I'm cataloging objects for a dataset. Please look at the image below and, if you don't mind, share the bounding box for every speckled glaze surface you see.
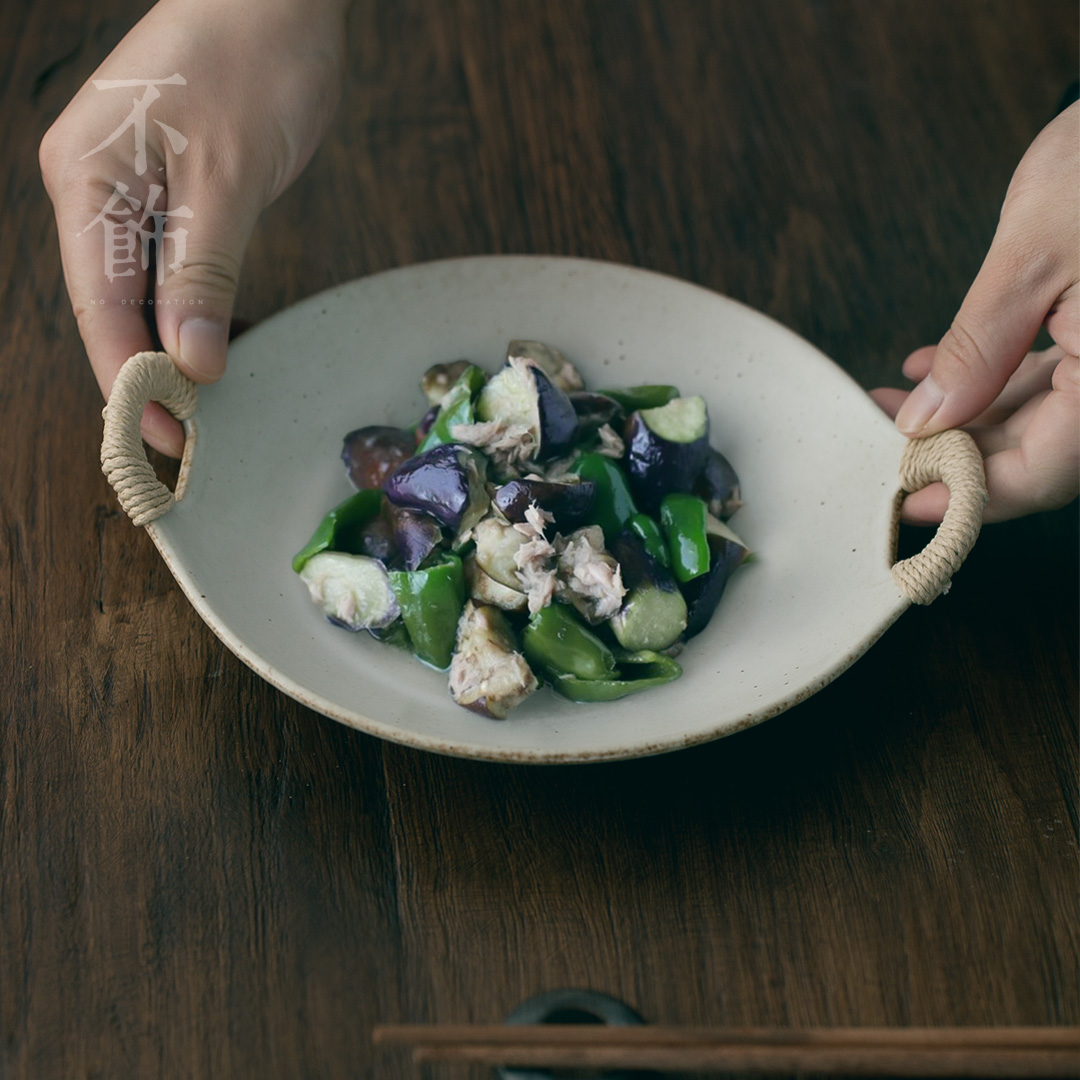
[146,256,912,763]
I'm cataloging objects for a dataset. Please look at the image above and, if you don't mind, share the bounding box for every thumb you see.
[894,238,1059,438]
[896,110,1078,439]
[151,186,258,385]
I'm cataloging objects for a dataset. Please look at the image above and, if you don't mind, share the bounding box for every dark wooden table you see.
[3,2,1077,1078]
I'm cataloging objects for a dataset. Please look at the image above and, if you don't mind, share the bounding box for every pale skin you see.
[39,0,350,457]
[41,8,1079,523]
[871,101,1079,525]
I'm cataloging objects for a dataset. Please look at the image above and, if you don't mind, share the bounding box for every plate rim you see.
[146,254,912,763]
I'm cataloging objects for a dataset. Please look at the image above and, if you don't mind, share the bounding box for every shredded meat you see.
[554,526,626,623]
[450,419,536,477]
[596,423,625,458]
[512,504,557,614]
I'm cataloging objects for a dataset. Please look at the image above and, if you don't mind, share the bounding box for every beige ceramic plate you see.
[119,256,977,763]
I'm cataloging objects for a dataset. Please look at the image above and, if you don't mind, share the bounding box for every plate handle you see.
[100,350,198,526]
[891,429,988,605]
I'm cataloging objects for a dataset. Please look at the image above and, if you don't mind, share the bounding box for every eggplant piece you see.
[569,391,623,428]
[569,391,626,451]
[624,396,710,514]
[694,447,744,520]
[507,339,584,393]
[448,601,539,718]
[341,425,416,491]
[464,553,528,613]
[472,515,531,590]
[608,530,687,652]
[298,551,400,631]
[384,443,489,537]
[414,404,440,444]
[420,359,473,406]
[355,501,399,564]
[681,517,750,640]
[388,505,443,571]
[493,477,596,533]
[475,356,580,462]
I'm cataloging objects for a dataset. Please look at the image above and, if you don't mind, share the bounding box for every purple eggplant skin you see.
[355,504,399,564]
[695,447,743,520]
[568,391,624,437]
[493,478,596,531]
[624,410,710,515]
[681,535,749,640]
[389,505,443,571]
[342,425,416,491]
[414,404,440,444]
[610,529,680,594]
[532,366,580,460]
[384,443,489,534]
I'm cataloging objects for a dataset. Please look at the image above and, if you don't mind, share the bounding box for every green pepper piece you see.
[545,649,682,702]
[660,493,711,583]
[388,554,465,670]
[570,453,638,545]
[292,488,383,573]
[596,385,680,412]
[522,603,618,682]
[416,364,487,453]
[627,512,671,568]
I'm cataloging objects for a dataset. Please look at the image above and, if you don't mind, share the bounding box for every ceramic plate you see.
[145,256,914,762]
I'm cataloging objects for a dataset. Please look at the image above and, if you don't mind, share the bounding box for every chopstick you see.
[372,1024,1080,1077]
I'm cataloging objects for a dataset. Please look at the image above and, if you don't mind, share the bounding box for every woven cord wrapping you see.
[100,351,198,527]
[891,429,988,605]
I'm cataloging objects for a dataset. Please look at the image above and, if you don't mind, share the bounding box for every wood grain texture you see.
[2,1,1077,1079]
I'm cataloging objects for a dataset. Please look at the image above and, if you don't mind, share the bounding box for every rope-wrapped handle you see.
[101,351,198,526]
[891,429,988,605]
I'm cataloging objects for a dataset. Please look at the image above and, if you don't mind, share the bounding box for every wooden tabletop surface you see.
[3,2,1077,1078]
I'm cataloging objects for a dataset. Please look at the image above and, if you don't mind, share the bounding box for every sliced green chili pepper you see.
[596,385,680,412]
[545,649,682,702]
[388,553,465,670]
[570,453,638,545]
[627,512,671,568]
[660,493,711,583]
[522,603,617,682]
[416,364,487,453]
[292,488,383,573]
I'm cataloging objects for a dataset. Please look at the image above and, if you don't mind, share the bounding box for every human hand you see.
[871,101,1079,525]
[40,0,349,457]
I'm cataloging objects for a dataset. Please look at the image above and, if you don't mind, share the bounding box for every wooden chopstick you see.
[373,1024,1080,1077]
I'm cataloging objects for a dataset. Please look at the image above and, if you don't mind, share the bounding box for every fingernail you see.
[895,374,945,436]
[178,317,228,381]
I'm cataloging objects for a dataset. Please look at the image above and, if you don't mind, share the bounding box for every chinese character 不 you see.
[79,75,189,176]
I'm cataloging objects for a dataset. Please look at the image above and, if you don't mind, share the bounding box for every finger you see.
[901,345,935,382]
[40,153,186,457]
[149,161,261,386]
[979,355,1080,521]
[895,228,1074,440]
[868,387,907,418]
[897,483,950,527]
[972,345,1062,425]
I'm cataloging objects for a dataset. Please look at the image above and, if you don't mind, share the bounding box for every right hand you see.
[871,102,1079,524]
[40,0,350,456]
